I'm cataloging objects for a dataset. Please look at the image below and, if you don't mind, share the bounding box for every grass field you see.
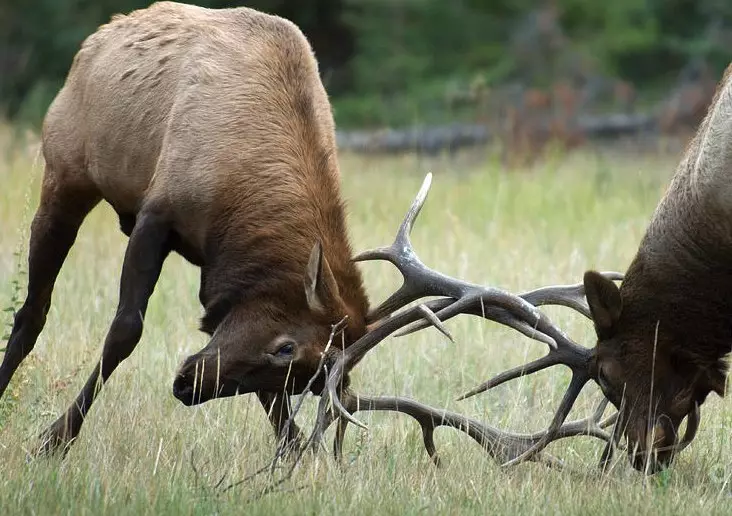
[2,127,732,515]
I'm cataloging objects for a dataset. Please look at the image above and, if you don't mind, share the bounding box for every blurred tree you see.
[0,0,352,123]
[0,0,730,127]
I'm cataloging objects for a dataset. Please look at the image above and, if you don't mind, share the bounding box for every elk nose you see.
[631,452,668,474]
[172,374,195,406]
[631,452,650,472]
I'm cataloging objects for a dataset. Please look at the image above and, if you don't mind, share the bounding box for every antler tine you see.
[414,303,454,342]
[393,296,558,349]
[354,172,431,265]
[354,173,547,331]
[522,272,624,319]
[327,392,616,468]
[553,397,617,442]
[457,311,592,401]
[456,355,561,400]
[501,370,592,466]
[355,173,434,322]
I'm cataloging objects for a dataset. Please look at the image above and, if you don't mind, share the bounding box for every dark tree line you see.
[1,0,731,127]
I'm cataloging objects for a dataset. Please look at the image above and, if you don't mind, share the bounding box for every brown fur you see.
[0,2,369,455]
[584,63,732,472]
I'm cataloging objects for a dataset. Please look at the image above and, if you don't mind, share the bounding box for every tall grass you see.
[1,128,731,515]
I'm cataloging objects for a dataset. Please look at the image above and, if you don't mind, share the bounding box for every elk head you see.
[584,270,722,473]
[172,242,364,405]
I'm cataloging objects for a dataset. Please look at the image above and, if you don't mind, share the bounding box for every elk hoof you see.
[35,418,75,458]
[277,432,304,459]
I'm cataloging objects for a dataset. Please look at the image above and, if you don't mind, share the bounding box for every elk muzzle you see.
[627,421,676,473]
[172,353,241,406]
[625,403,700,474]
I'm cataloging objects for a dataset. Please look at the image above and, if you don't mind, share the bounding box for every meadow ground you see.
[1,127,732,515]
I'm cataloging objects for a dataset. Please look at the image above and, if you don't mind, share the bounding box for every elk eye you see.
[275,341,295,357]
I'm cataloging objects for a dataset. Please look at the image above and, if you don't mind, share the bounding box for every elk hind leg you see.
[0,166,100,399]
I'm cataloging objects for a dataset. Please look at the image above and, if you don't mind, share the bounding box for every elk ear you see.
[304,241,341,314]
[200,293,234,335]
[584,270,622,339]
[703,368,727,398]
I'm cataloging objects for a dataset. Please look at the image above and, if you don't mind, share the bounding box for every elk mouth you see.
[629,447,674,474]
[172,364,337,405]
[626,402,701,474]
[172,373,242,406]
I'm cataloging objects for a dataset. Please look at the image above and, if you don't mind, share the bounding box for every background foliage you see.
[1,0,731,127]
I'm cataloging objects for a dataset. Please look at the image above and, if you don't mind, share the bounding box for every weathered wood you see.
[335,112,658,155]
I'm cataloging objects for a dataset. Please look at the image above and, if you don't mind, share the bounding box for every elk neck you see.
[618,70,732,369]
[196,157,370,341]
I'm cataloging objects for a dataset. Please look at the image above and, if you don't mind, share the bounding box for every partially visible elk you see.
[429,64,732,475]
[580,63,732,472]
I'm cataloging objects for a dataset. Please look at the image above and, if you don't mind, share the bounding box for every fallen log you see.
[335,112,659,155]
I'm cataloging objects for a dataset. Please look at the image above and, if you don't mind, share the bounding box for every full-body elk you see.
[0,1,623,462]
[0,1,376,455]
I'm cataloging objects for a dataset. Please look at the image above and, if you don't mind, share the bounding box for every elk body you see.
[0,2,370,454]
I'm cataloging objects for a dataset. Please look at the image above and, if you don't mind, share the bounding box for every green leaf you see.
[654,468,673,491]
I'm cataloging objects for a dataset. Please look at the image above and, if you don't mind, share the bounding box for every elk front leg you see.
[38,210,170,456]
[257,392,302,453]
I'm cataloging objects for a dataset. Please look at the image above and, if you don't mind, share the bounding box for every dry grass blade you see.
[271,316,350,466]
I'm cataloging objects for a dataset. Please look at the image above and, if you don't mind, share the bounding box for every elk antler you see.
[299,173,623,467]
[332,393,616,468]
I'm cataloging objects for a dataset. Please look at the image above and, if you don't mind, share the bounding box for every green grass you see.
[2,127,732,515]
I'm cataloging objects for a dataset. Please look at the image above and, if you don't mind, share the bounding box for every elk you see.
[580,64,732,472]
[0,1,378,455]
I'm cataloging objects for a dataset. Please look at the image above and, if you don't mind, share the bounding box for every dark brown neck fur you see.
[198,159,370,340]
[195,50,370,340]
[619,197,732,373]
